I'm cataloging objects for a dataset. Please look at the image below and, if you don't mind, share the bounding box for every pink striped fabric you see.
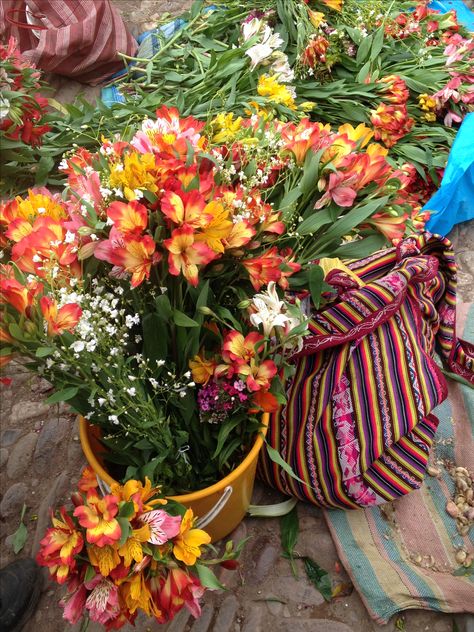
[0,0,137,85]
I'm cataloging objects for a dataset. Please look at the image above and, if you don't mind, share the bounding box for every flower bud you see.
[70,492,83,507]
[317,177,326,191]
[198,306,213,315]
[220,559,239,570]
[24,321,37,335]
[237,299,251,309]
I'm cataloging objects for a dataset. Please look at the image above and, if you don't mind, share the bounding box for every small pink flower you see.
[84,575,120,625]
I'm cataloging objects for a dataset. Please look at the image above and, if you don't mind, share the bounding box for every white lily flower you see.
[241,18,264,42]
[246,43,274,69]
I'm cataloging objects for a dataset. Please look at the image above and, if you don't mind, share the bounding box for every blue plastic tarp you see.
[424,113,474,236]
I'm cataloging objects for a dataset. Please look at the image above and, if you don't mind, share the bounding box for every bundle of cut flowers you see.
[3,0,473,206]
[36,466,240,629]
[1,106,423,493]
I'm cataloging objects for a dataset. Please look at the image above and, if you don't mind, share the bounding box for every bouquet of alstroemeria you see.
[1,106,416,493]
[36,467,240,629]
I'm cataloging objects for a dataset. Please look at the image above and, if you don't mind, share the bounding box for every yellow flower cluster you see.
[210,112,243,143]
[418,94,437,122]
[257,74,297,110]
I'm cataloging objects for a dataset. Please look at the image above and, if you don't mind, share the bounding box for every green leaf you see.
[35,346,55,358]
[12,504,28,554]
[142,313,168,362]
[356,61,371,83]
[35,156,55,186]
[300,149,324,198]
[303,557,332,602]
[370,27,384,61]
[317,196,389,248]
[117,517,131,548]
[356,34,373,64]
[308,265,324,309]
[195,563,226,590]
[264,442,309,487]
[173,310,200,328]
[332,234,387,259]
[118,500,135,519]
[212,415,243,459]
[8,323,29,342]
[45,386,79,404]
[296,209,332,236]
[280,504,299,572]
[84,564,96,583]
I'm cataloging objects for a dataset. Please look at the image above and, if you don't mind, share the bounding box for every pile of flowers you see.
[0,105,416,492]
[36,467,240,629]
[0,37,50,147]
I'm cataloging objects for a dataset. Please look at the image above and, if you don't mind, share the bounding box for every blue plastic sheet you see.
[428,1,474,30]
[424,113,474,236]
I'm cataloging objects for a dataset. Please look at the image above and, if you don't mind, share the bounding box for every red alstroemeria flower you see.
[152,567,205,623]
[40,296,82,337]
[281,119,331,164]
[73,490,122,547]
[36,507,84,584]
[251,390,279,412]
[239,359,278,392]
[163,225,217,287]
[106,200,148,235]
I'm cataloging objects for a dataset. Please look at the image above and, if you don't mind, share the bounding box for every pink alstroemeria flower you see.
[139,509,182,545]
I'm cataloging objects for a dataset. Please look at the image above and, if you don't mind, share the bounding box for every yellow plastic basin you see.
[79,413,268,542]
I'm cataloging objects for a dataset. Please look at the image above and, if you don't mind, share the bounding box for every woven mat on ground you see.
[324,302,474,624]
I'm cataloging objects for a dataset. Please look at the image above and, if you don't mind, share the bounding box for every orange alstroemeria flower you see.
[36,507,84,584]
[251,390,279,412]
[242,247,283,290]
[367,211,408,243]
[77,465,100,492]
[0,276,42,317]
[224,220,255,250]
[40,296,82,337]
[189,354,216,385]
[239,359,278,392]
[222,331,264,366]
[173,508,211,566]
[4,218,34,243]
[119,572,158,617]
[281,119,330,165]
[110,476,166,517]
[73,489,122,548]
[106,200,148,235]
[161,189,208,229]
[164,226,217,287]
[109,234,161,288]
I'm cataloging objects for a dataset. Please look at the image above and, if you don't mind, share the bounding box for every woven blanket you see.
[324,302,473,624]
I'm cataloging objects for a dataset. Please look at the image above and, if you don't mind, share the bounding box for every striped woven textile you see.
[0,0,137,85]
[324,303,474,623]
[258,233,474,509]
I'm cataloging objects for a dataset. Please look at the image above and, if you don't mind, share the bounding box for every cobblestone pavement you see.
[1,2,474,631]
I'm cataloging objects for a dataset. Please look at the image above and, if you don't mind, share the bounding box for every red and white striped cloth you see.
[0,0,137,85]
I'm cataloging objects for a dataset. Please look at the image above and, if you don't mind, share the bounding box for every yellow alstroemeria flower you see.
[211,112,243,144]
[338,122,374,148]
[257,75,297,110]
[118,524,151,567]
[173,509,211,566]
[195,201,233,253]
[87,544,121,577]
[321,0,343,12]
[110,476,166,517]
[108,152,159,201]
